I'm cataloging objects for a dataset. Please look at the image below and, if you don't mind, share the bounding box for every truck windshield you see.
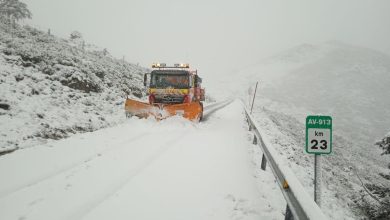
[150,74,189,89]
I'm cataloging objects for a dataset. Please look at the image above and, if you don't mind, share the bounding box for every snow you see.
[194,41,390,219]
[247,42,390,146]
[2,18,389,219]
[0,20,148,153]
[0,101,286,220]
[245,106,327,220]
[248,108,356,219]
[208,41,390,219]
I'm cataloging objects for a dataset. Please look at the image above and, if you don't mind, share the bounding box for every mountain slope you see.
[238,42,390,219]
[0,21,147,153]
[242,42,390,146]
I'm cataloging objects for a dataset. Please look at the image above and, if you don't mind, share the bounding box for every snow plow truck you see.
[125,63,205,121]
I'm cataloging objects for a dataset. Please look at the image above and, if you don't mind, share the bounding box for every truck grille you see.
[155,95,184,104]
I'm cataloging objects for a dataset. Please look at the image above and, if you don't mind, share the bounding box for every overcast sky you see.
[24,0,390,77]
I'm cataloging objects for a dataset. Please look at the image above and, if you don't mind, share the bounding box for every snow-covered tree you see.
[70,31,82,40]
[0,0,32,25]
[102,48,108,56]
[376,132,390,155]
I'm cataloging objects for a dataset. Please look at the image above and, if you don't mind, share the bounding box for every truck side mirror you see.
[194,76,202,86]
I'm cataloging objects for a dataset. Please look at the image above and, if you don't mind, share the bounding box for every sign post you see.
[305,115,332,206]
[314,154,322,206]
[250,82,258,114]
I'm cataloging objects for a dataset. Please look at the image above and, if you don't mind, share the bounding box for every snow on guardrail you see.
[243,103,328,220]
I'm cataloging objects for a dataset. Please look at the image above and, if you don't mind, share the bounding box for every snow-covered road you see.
[0,100,284,220]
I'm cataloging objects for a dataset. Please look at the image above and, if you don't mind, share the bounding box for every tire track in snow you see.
[0,132,150,199]
[0,128,190,220]
[202,99,233,121]
[66,132,190,220]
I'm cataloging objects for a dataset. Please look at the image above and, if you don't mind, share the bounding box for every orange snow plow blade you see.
[125,99,203,121]
[163,102,203,121]
[124,99,159,119]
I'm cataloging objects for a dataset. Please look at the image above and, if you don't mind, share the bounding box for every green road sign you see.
[305,115,332,155]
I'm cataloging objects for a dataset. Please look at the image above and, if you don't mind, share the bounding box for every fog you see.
[24,0,390,78]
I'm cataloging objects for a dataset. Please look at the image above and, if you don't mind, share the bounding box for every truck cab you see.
[125,63,205,121]
[144,63,205,105]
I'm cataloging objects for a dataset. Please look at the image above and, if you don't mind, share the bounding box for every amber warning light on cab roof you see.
[152,63,190,69]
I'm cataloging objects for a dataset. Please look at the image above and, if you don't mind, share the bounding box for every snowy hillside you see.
[237,42,390,219]
[2,17,389,219]
[0,21,148,153]
[244,42,390,146]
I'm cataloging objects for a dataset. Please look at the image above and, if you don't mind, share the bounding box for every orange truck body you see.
[125,63,205,121]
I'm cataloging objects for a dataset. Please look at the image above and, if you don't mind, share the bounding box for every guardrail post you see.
[261,154,267,170]
[285,205,294,220]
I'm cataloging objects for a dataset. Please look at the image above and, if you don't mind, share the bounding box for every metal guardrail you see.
[244,105,328,220]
